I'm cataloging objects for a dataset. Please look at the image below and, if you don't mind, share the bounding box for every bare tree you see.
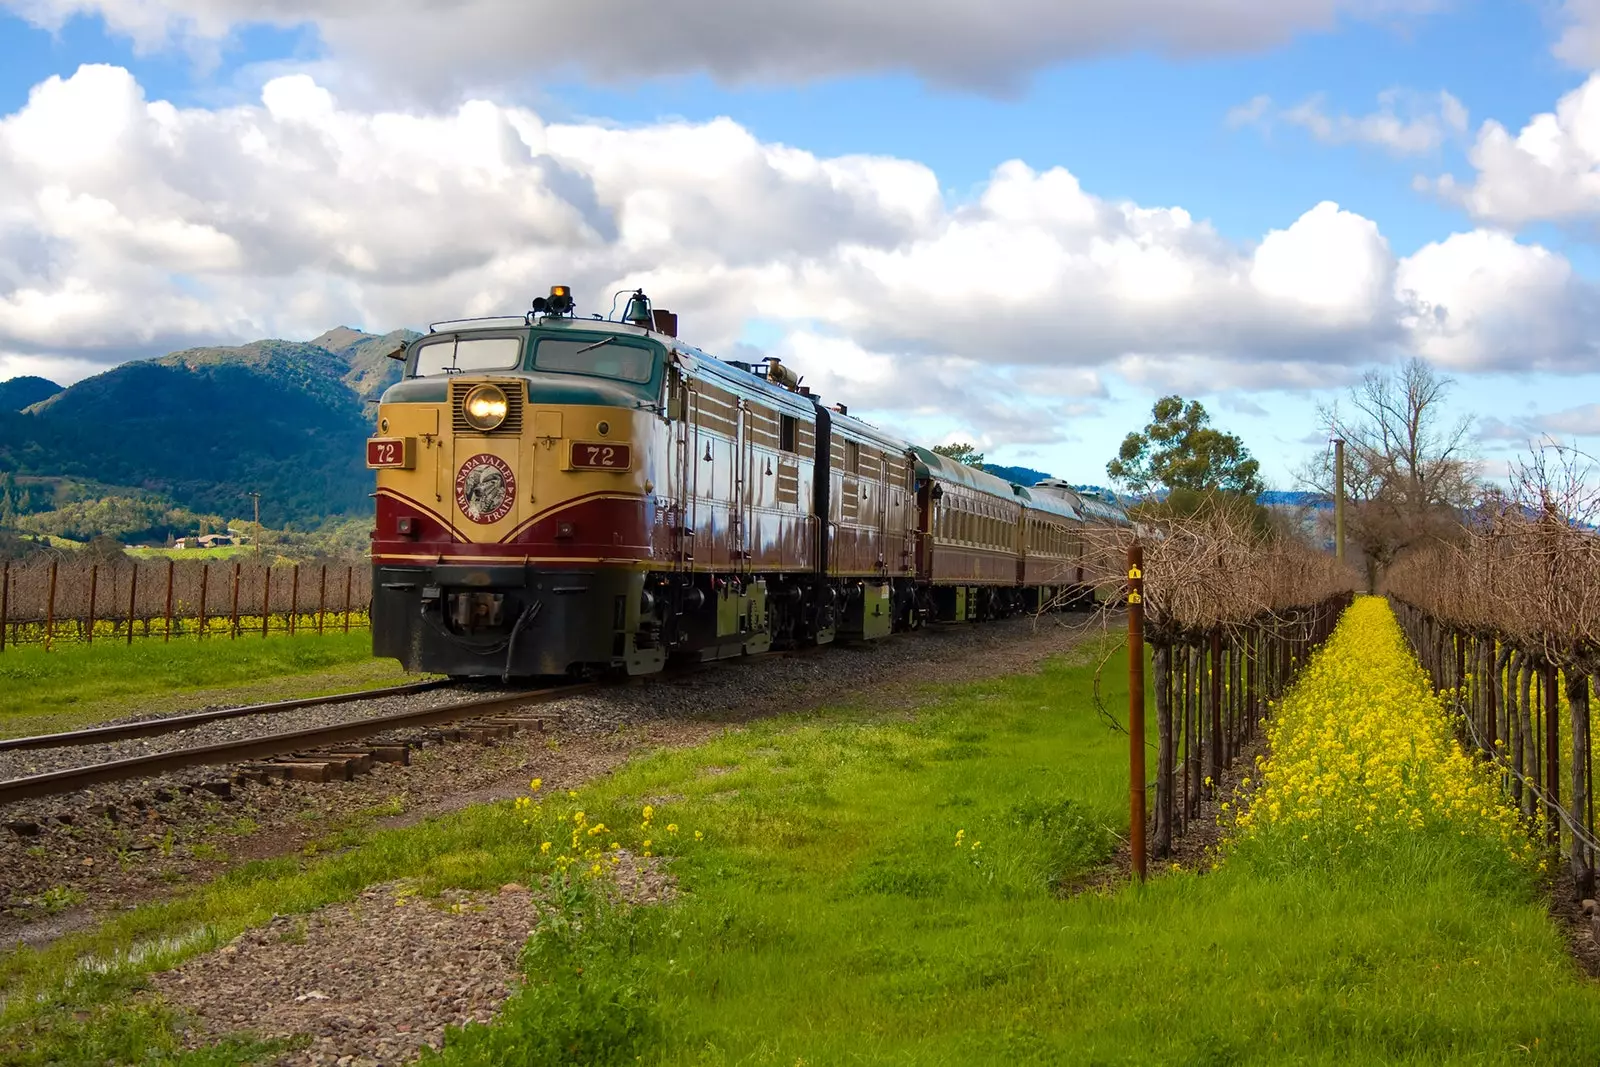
[1302,358,1480,589]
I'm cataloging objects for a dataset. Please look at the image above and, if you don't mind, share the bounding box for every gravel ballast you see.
[149,880,542,1066]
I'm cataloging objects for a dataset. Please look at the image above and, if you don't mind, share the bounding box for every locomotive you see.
[366,287,1125,679]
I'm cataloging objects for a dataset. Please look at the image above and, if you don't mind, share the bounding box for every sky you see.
[2,0,1600,490]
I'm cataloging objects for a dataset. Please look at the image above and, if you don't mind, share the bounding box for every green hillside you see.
[0,327,418,530]
[0,375,61,411]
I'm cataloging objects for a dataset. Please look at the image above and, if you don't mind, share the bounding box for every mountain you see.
[1260,490,1330,509]
[981,463,1052,486]
[310,326,418,402]
[0,376,62,412]
[0,329,417,526]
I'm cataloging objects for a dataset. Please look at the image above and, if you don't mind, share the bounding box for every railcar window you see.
[844,439,859,474]
[534,337,655,383]
[413,336,522,376]
[781,414,799,453]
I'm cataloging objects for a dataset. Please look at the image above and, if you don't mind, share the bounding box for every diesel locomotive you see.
[367,287,1128,679]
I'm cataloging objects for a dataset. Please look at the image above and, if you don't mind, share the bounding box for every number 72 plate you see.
[366,437,416,469]
[570,442,632,471]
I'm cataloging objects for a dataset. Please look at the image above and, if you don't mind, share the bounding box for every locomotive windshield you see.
[533,336,655,383]
[413,336,523,376]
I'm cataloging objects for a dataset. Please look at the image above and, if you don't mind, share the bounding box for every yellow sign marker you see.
[1128,592,1142,604]
[1128,566,1143,580]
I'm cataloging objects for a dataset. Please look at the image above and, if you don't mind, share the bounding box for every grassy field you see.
[124,546,255,561]
[0,632,415,737]
[2,635,1598,1064]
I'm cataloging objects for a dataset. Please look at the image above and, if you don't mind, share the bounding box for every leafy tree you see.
[1107,396,1263,498]
[932,442,985,467]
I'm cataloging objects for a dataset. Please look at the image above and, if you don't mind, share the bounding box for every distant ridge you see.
[0,376,62,412]
[0,327,418,526]
[980,462,1051,486]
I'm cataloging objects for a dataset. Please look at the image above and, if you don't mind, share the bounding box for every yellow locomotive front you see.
[368,287,673,679]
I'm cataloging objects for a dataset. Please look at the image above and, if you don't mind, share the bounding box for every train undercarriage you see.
[371,564,1094,681]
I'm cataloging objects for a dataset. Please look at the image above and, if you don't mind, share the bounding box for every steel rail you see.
[0,683,597,806]
[0,680,455,753]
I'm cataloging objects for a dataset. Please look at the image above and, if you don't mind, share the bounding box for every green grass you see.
[0,632,420,737]
[2,643,1597,1065]
[125,546,255,561]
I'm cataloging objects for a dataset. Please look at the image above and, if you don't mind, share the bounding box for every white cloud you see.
[1430,71,1600,227]
[1536,403,1600,435]
[1554,0,1600,68]
[1232,88,1468,155]
[3,0,1443,98]
[0,64,1590,440]
[1397,230,1600,371]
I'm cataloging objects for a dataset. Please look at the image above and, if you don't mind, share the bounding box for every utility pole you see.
[1332,438,1346,563]
[248,491,262,558]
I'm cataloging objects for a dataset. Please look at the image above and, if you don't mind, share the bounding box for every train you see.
[366,286,1132,679]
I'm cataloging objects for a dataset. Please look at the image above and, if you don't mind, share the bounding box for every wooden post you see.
[86,564,98,644]
[164,560,175,641]
[1547,664,1562,847]
[1567,671,1594,899]
[198,563,209,639]
[0,560,7,652]
[45,558,57,652]
[126,563,138,646]
[1154,643,1173,858]
[1126,543,1146,882]
[317,563,327,636]
[262,565,271,639]
[230,562,241,638]
[1521,658,1536,819]
[289,564,299,636]
[1209,627,1223,789]
[343,565,353,633]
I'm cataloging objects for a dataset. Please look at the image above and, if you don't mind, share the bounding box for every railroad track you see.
[0,681,454,753]
[0,683,597,807]
[0,637,889,812]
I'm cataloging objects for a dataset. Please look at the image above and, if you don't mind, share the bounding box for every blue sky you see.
[2,0,1599,490]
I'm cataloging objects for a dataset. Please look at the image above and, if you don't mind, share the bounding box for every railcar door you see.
[915,479,934,577]
[733,397,751,573]
[872,449,889,574]
[667,367,692,570]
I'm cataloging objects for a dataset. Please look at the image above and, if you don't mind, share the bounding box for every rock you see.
[1582,898,1597,917]
[498,883,527,895]
[1592,915,1600,944]
[201,780,233,799]
[5,820,40,837]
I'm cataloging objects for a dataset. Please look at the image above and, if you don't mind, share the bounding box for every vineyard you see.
[0,557,372,649]
[1082,487,1598,909]
[1382,467,1600,901]
[1113,517,1356,860]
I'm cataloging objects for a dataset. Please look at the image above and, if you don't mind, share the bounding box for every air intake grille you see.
[451,379,525,435]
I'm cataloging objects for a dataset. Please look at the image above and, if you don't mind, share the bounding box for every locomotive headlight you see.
[463,384,509,431]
